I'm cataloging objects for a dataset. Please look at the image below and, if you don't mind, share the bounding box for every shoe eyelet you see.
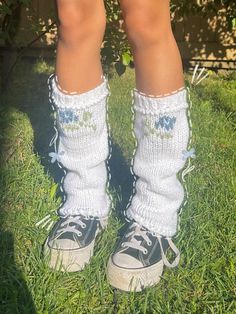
[144,249,148,255]
[82,223,86,229]
[147,241,152,246]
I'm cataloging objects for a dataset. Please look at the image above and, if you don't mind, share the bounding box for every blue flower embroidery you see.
[57,109,96,132]
[59,109,79,124]
[155,115,176,131]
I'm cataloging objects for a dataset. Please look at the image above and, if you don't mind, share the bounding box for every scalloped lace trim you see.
[133,88,188,115]
[50,75,109,109]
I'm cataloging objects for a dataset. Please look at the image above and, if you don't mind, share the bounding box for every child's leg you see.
[107,0,191,291]
[120,0,184,95]
[44,1,110,272]
[56,0,106,93]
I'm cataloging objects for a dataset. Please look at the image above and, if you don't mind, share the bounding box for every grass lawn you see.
[0,60,235,313]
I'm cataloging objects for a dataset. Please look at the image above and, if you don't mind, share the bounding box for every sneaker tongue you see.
[130,225,147,242]
[55,218,86,246]
[132,235,143,243]
[121,233,145,258]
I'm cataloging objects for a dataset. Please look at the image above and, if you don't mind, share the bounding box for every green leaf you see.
[232,18,236,29]
[83,111,92,121]
[122,52,132,66]
[50,183,58,199]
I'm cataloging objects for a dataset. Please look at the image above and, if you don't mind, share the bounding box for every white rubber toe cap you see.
[112,253,143,269]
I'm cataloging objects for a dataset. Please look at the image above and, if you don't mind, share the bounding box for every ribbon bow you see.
[182,148,196,161]
[49,150,65,163]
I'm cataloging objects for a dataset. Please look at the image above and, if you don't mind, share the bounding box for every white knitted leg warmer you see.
[127,88,191,237]
[49,76,111,218]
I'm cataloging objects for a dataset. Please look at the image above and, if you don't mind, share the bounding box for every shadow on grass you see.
[1,59,134,313]
[3,58,135,217]
[108,140,135,221]
[0,100,37,313]
[0,231,36,314]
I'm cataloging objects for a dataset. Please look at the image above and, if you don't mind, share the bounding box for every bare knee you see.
[57,1,106,49]
[122,5,173,50]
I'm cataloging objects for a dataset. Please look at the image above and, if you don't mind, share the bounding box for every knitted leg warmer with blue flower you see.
[49,76,111,218]
[127,88,190,237]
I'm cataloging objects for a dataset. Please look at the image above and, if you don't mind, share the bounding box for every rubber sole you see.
[44,238,96,272]
[43,218,109,272]
[106,256,164,292]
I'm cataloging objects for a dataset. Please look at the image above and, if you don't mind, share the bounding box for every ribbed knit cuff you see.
[133,88,188,115]
[51,76,109,110]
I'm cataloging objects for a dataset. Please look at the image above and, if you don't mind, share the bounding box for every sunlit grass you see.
[0,60,235,313]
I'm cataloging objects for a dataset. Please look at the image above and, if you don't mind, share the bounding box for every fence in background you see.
[0,0,235,69]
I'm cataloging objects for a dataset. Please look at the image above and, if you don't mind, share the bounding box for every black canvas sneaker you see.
[107,221,180,292]
[44,215,107,272]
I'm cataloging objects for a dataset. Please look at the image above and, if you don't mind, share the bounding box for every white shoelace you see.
[53,216,87,240]
[122,223,152,254]
[122,222,180,268]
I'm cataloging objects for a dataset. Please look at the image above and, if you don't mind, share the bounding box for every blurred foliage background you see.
[0,0,235,79]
